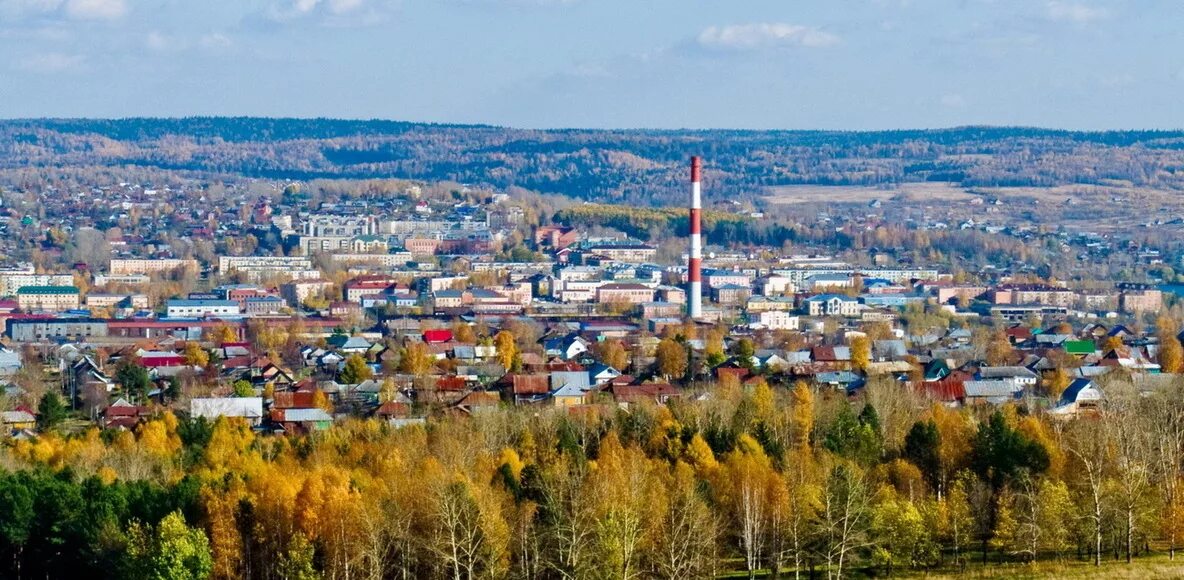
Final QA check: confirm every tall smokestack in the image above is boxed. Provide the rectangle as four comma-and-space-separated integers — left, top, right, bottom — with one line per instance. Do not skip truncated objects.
688, 156, 703, 319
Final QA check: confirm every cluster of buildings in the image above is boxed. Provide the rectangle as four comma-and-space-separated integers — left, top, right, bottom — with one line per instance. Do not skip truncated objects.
0, 166, 1179, 436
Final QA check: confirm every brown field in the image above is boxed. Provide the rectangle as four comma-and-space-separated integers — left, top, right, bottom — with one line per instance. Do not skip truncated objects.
764, 182, 977, 205
766, 181, 1184, 211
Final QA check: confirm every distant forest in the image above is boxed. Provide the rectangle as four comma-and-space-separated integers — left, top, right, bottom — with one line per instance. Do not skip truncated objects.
4, 118, 1184, 205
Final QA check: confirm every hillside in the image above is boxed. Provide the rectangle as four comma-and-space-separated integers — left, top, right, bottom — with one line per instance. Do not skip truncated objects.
4, 118, 1184, 205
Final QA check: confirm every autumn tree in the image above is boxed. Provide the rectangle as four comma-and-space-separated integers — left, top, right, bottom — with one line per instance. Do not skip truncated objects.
1158, 316, 1183, 373
655, 338, 688, 381
599, 339, 630, 372
183, 342, 209, 368
850, 335, 870, 371
340, 353, 373, 385
494, 331, 519, 371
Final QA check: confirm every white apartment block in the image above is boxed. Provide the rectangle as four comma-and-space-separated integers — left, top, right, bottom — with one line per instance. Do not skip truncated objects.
109, 258, 199, 276
0, 274, 75, 296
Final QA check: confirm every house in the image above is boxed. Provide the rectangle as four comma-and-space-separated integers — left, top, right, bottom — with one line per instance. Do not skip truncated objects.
976, 366, 1039, 387
1, 410, 35, 432
453, 391, 501, 414
423, 329, 454, 344
962, 380, 1024, 405
191, 397, 265, 425
601, 383, 680, 407
102, 398, 150, 429
498, 374, 551, 404
1062, 340, 1097, 357
542, 334, 590, 360
588, 363, 622, 386
270, 408, 334, 433
1050, 378, 1103, 417
327, 335, 372, 354
552, 382, 591, 407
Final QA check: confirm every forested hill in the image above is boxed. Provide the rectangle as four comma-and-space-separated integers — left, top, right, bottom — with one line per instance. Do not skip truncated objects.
4, 117, 1184, 205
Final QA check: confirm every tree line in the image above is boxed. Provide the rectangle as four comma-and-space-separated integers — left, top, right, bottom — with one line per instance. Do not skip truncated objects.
0, 370, 1182, 579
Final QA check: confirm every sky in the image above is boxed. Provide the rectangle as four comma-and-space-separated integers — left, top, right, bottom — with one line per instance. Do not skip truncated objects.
0, 0, 1182, 130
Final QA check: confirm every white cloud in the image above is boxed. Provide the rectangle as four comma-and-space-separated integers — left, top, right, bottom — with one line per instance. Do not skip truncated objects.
199, 32, 233, 50
64, 0, 124, 20
264, 0, 394, 23
1046, 1, 1108, 24
697, 23, 840, 51
940, 94, 967, 108
15, 51, 85, 72
0, 0, 125, 20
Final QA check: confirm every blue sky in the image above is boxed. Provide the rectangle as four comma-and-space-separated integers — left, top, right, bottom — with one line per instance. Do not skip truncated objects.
0, 0, 1181, 129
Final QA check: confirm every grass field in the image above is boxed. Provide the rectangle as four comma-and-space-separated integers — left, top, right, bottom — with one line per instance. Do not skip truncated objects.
716, 554, 1184, 579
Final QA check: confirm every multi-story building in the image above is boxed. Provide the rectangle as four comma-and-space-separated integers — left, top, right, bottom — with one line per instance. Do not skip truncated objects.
93, 274, 151, 287
280, 280, 333, 308
595, 283, 655, 305
749, 310, 800, 330
579, 243, 657, 264
1118, 284, 1163, 314
299, 215, 378, 254
85, 293, 149, 310
803, 294, 861, 317
109, 258, 199, 276
244, 296, 285, 316
165, 299, 241, 318
989, 284, 1076, 307
330, 252, 414, 268
0, 274, 76, 296
17, 286, 81, 311
219, 256, 315, 282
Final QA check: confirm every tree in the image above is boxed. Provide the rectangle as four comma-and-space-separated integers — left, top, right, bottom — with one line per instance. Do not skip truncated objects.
719, 436, 776, 579
210, 324, 238, 346
903, 420, 942, 494
969, 411, 1049, 561
182, 342, 209, 368
275, 533, 318, 580
494, 331, 518, 371
870, 487, 933, 574
650, 462, 716, 579
985, 330, 1013, 365
599, 339, 630, 372
732, 338, 756, 370
339, 353, 373, 385
788, 381, 815, 453
117, 362, 154, 403
124, 511, 213, 580
36, 392, 67, 432
818, 462, 871, 579
399, 342, 436, 379
1047, 367, 1071, 400
452, 320, 477, 344
232, 380, 254, 398
850, 335, 870, 371
655, 338, 688, 381
1158, 317, 1184, 373
970, 411, 1049, 491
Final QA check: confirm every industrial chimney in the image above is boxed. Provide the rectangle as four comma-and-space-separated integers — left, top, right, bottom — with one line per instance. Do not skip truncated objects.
688, 156, 703, 319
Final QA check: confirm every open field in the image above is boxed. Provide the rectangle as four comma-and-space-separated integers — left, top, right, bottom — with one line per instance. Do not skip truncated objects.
717, 554, 1184, 579
764, 182, 977, 205
914, 555, 1184, 579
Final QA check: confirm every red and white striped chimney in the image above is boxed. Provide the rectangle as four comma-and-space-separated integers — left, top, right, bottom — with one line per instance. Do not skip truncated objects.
688, 156, 703, 319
